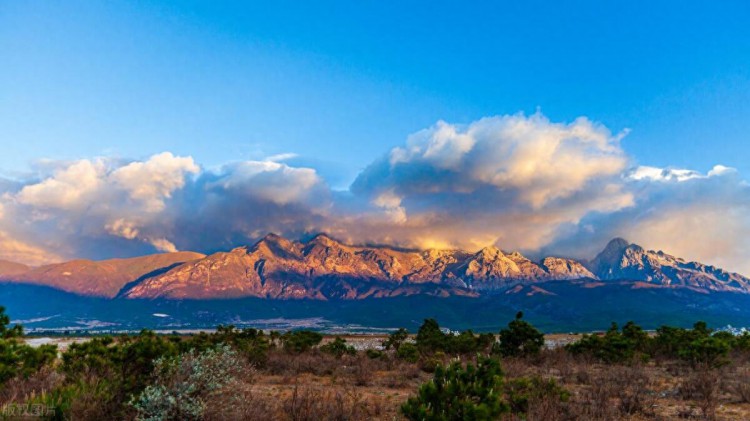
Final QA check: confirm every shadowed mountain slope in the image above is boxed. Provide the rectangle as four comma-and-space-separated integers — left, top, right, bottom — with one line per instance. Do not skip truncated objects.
2, 252, 205, 297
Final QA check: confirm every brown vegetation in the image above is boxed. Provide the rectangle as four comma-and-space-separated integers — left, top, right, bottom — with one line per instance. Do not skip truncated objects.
3, 345, 750, 420
200, 344, 750, 420
5, 312, 750, 419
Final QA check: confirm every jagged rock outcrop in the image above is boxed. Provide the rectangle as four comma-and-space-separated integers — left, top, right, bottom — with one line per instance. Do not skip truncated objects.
589, 238, 750, 293
454, 247, 597, 290
122, 234, 598, 299
122, 234, 472, 299
456, 247, 549, 289
540, 257, 596, 280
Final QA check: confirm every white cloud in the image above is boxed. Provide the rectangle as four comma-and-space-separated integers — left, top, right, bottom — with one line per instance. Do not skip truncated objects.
110, 152, 199, 212
16, 159, 105, 210
212, 160, 324, 206
627, 164, 736, 183
106, 219, 140, 240
380, 114, 629, 208
0, 152, 335, 264
346, 113, 633, 252
0, 113, 749, 277
264, 153, 299, 162
545, 165, 750, 274
148, 238, 179, 253
372, 190, 407, 224
625, 165, 750, 274
0, 153, 202, 263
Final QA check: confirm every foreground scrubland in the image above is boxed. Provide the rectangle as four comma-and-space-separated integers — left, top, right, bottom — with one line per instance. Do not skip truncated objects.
3, 308, 750, 420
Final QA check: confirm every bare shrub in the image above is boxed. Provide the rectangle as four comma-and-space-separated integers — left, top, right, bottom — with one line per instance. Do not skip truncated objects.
737, 350, 750, 365
501, 357, 534, 379
574, 368, 590, 385
267, 349, 344, 377
204, 382, 277, 420
284, 384, 321, 421
614, 364, 656, 417
538, 348, 575, 380
729, 366, 750, 403
67, 377, 123, 421
565, 363, 655, 419
351, 355, 373, 387
265, 350, 297, 376
525, 394, 574, 421
676, 405, 697, 418
326, 354, 379, 386
379, 361, 422, 388
0, 367, 64, 404
283, 384, 382, 421
578, 371, 619, 421
679, 367, 720, 420
667, 361, 690, 378
522, 377, 574, 421
538, 349, 588, 386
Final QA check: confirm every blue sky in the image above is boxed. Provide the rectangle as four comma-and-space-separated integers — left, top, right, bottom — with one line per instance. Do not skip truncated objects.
2, 1, 749, 187
1, 1, 750, 274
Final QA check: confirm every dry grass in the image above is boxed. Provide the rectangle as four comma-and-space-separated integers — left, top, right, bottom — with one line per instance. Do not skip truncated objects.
6, 342, 750, 420
0, 367, 63, 404
236, 348, 750, 420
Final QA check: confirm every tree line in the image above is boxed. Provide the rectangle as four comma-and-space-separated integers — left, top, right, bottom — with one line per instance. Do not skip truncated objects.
0, 305, 747, 420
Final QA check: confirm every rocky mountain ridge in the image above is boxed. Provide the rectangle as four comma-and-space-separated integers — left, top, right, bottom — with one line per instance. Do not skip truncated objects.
590, 238, 750, 293
1, 235, 748, 299
119, 234, 599, 299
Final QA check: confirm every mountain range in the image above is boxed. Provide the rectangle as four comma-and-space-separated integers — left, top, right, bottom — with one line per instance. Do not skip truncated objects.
1, 234, 748, 300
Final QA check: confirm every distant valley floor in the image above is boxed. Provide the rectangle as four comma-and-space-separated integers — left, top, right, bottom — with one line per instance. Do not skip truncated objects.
2, 280, 750, 333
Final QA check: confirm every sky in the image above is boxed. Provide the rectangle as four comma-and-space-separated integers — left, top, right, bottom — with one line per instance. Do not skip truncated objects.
1, 1, 750, 273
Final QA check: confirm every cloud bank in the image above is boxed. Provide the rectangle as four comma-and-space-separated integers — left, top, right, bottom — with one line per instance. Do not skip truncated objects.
1, 113, 749, 275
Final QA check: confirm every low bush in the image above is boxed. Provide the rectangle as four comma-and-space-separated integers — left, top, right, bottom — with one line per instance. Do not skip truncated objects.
130, 344, 252, 421
402, 356, 509, 420
414, 319, 497, 356
281, 330, 324, 354
180, 325, 270, 367
320, 336, 356, 358
0, 307, 57, 385
365, 349, 383, 359
382, 328, 408, 351
396, 342, 420, 363
504, 376, 569, 416
565, 322, 645, 363
494, 312, 544, 358
678, 336, 730, 368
